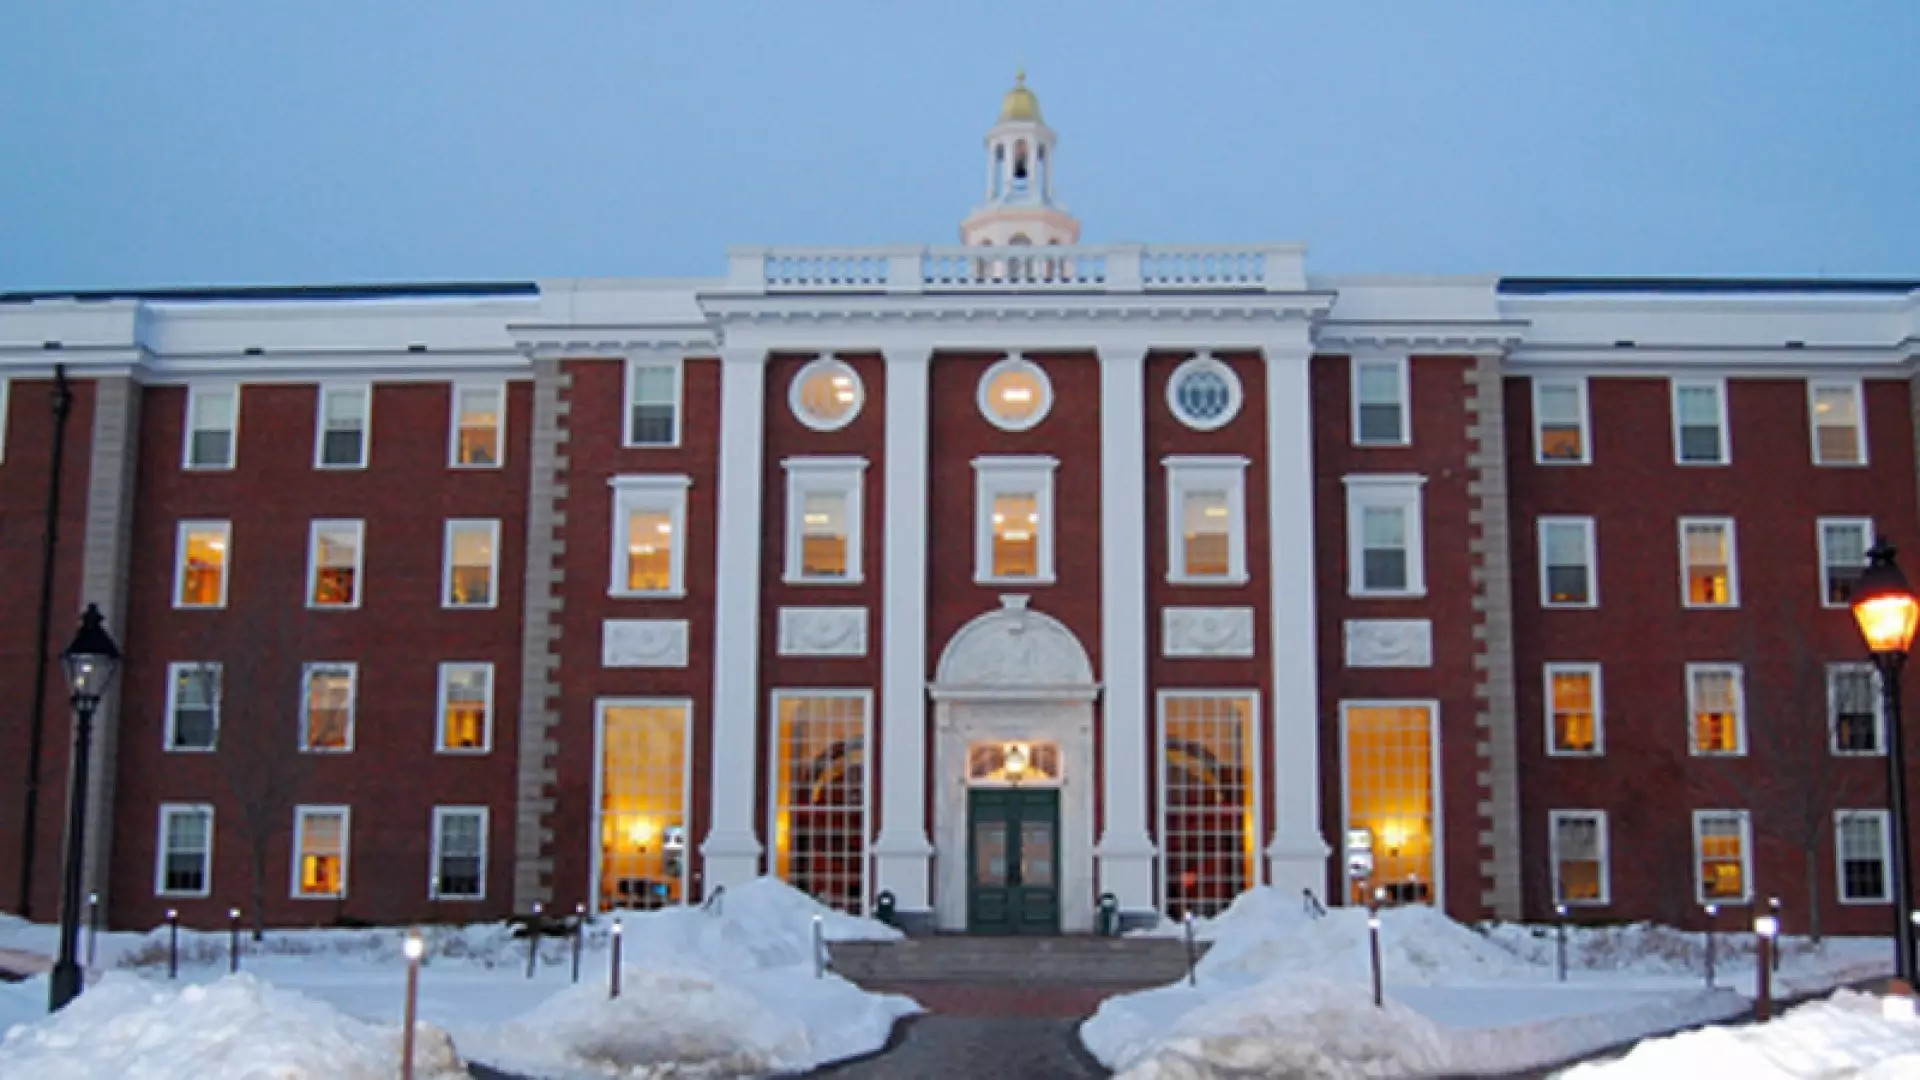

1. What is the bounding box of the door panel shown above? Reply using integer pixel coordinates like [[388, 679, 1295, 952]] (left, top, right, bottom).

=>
[[967, 788, 1061, 934]]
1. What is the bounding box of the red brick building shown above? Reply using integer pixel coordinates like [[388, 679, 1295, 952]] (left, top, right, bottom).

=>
[[3, 79, 1918, 937]]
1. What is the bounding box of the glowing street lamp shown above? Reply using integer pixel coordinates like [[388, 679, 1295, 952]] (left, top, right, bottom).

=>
[[48, 605, 122, 1013], [1851, 538, 1920, 985]]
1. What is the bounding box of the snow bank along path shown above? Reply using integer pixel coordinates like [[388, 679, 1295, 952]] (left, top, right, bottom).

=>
[[1562, 989, 1920, 1079]]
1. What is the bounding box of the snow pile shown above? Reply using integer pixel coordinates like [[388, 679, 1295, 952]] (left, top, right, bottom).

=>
[[1563, 990, 1920, 1079], [0, 972, 463, 1080], [1481, 921, 1891, 993], [1198, 901, 1527, 986]]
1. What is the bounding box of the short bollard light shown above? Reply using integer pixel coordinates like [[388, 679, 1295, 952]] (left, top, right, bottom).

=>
[[526, 902, 543, 979], [1367, 911, 1384, 1008], [1098, 893, 1120, 937], [1182, 911, 1198, 987], [1554, 903, 1569, 982], [401, 932, 424, 1080], [812, 914, 825, 980], [228, 907, 242, 973], [1704, 904, 1719, 988], [166, 909, 179, 979], [85, 892, 101, 970], [572, 903, 586, 984], [875, 890, 897, 928], [1755, 915, 1779, 1021], [1769, 898, 1784, 973], [609, 918, 624, 1000]]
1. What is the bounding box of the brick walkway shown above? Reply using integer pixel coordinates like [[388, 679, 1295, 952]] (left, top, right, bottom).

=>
[[808, 982, 1136, 1078]]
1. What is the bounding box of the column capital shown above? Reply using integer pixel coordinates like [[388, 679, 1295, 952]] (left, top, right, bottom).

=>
[[1096, 342, 1151, 366], [882, 344, 934, 366], [719, 345, 767, 365]]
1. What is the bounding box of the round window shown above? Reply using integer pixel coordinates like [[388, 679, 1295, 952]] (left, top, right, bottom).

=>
[[978, 356, 1053, 431], [1167, 355, 1243, 431], [790, 357, 863, 431]]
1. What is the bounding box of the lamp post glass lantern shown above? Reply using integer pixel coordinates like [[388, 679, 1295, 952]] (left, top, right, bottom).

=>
[[48, 604, 123, 1012], [1850, 538, 1920, 985]]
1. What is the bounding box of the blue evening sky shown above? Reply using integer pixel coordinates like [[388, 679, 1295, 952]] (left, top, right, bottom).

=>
[[2, 2, 1915, 291]]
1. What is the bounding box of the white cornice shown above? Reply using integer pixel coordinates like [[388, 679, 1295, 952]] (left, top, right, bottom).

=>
[[1316, 320, 1527, 357], [507, 321, 719, 361], [1507, 340, 1920, 378]]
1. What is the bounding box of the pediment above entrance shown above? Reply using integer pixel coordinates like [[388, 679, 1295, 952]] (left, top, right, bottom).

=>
[[932, 595, 1098, 701]]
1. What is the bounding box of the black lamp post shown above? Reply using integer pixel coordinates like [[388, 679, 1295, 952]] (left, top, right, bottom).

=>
[[1850, 538, 1920, 986], [47, 604, 122, 1012]]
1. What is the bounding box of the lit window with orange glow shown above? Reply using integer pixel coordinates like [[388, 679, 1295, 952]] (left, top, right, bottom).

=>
[[771, 692, 869, 915], [609, 475, 690, 597], [307, 519, 364, 608], [1693, 810, 1750, 902], [444, 519, 500, 608], [992, 493, 1039, 577], [784, 458, 865, 584], [1680, 518, 1737, 607], [1533, 378, 1589, 464], [1160, 693, 1259, 920], [451, 384, 503, 467], [978, 356, 1052, 431], [293, 806, 349, 898], [1688, 664, 1745, 755], [437, 663, 493, 752], [975, 457, 1057, 583], [1551, 811, 1608, 904], [1342, 702, 1436, 905], [1545, 664, 1602, 755], [1809, 381, 1865, 466], [175, 520, 231, 609], [1167, 456, 1249, 584], [596, 700, 689, 911], [790, 358, 864, 431]]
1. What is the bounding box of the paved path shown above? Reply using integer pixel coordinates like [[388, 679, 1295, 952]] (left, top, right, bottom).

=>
[[808, 982, 1129, 1078]]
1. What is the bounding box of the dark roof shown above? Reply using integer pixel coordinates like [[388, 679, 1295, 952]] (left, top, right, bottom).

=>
[[0, 281, 540, 305], [1500, 277, 1920, 296]]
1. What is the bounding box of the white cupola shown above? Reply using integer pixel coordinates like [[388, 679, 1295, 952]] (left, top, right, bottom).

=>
[[960, 72, 1082, 247]]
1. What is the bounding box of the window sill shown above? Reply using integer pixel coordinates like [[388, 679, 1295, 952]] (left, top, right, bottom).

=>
[[1168, 574, 1252, 588], [1689, 750, 1748, 759], [1674, 460, 1732, 468], [1555, 897, 1610, 908], [163, 746, 218, 755], [782, 575, 865, 587], [976, 574, 1056, 587], [1682, 602, 1741, 611], [156, 889, 212, 900], [1838, 896, 1893, 906], [1813, 460, 1871, 469], [182, 463, 236, 473], [292, 892, 347, 901], [430, 893, 486, 902], [173, 603, 229, 611], [448, 461, 505, 471], [442, 602, 501, 612], [608, 588, 688, 601], [436, 747, 493, 757], [313, 463, 370, 471], [620, 440, 684, 451], [1834, 749, 1888, 758], [1532, 458, 1592, 467], [1541, 602, 1599, 611], [299, 747, 355, 755], [307, 603, 364, 612], [1546, 749, 1605, 759], [1352, 438, 1412, 450], [1348, 588, 1427, 600]]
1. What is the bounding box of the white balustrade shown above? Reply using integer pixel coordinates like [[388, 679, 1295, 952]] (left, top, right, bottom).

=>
[[727, 243, 1304, 295]]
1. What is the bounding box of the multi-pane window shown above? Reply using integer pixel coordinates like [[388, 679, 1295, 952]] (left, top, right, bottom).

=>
[[450, 384, 504, 467], [610, 475, 691, 596], [1165, 456, 1249, 584], [1160, 693, 1259, 919], [597, 699, 690, 911], [165, 662, 221, 751], [315, 385, 370, 468], [790, 357, 864, 431], [174, 521, 231, 609], [1539, 517, 1597, 607], [300, 663, 356, 752], [1352, 357, 1409, 446], [1688, 663, 1745, 755], [443, 519, 500, 608], [184, 386, 238, 469], [974, 457, 1058, 584], [1809, 381, 1866, 466], [626, 361, 679, 447], [293, 805, 349, 898], [431, 807, 488, 900], [1672, 380, 1729, 465], [1680, 518, 1738, 607], [1836, 811, 1891, 903], [1829, 663, 1883, 754], [308, 520, 365, 608], [1550, 810, 1608, 905], [1342, 702, 1437, 905], [437, 662, 493, 753], [1693, 810, 1750, 903], [784, 458, 865, 584], [1818, 518, 1874, 607], [155, 804, 213, 897], [1533, 377, 1589, 464], [978, 356, 1053, 432], [1345, 475, 1426, 597], [772, 691, 870, 916], [1545, 663, 1602, 755], [1166, 355, 1243, 432]]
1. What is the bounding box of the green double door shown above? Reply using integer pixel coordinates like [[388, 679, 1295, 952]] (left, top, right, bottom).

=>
[[966, 788, 1060, 934]]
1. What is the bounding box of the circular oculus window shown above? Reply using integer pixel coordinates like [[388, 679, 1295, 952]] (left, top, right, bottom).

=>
[[1167, 355, 1243, 431], [978, 356, 1053, 431], [790, 357, 864, 431]]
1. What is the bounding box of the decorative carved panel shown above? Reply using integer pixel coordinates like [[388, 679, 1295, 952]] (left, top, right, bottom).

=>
[[601, 619, 689, 669], [934, 595, 1096, 691], [777, 607, 868, 657], [1343, 619, 1433, 668], [1162, 607, 1256, 658]]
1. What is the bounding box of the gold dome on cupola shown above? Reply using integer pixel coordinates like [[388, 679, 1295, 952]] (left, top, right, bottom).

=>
[[999, 71, 1043, 124]]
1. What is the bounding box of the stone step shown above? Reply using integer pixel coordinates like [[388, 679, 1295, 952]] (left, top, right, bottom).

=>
[[829, 936, 1207, 984]]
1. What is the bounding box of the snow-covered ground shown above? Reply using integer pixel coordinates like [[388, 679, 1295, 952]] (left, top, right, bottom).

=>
[[0, 879, 920, 1079], [1564, 990, 1920, 1078], [1093, 888, 1893, 1079]]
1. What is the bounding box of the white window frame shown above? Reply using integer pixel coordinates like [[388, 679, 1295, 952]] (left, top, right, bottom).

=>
[[1548, 809, 1610, 906], [1156, 689, 1264, 915], [1828, 662, 1885, 756], [789, 356, 865, 432], [182, 383, 240, 470], [154, 802, 215, 899], [299, 662, 358, 753], [783, 457, 867, 585], [973, 455, 1059, 585], [1166, 353, 1244, 432], [313, 384, 372, 469], [1686, 662, 1747, 757], [1818, 517, 1876, 609], [430, 806, 490, 901], [1538, 516, 1598, 609], [608, 474, 691, 598], [173, 519, 232, 610], [448, 381, 506, 469], [766, 689, 874, 914], [624, 358, 683, 448], [1671, 378, 1730, 466], [442, 518, 502, 609], [1834, 809, 1893, 904], [435, 662, 495, 754], [1344, 474, 1427, 598], [291, 804, 351, 899], [1543, 662, 1604, 757], [590, 697, 696, 911], [1808, 379, 1868, 467], [1692, 809, 1753, 905], [1531, 376, 1591, 465], [977, 355, 1054, 433], [163, 661, 221, 753], [305, 519, 366, 610], [1338, 699, 1446, 908], [1164, 455, 1250, 586], [1350, 354, 1411, 447], [1678, 516, 1740, 609]]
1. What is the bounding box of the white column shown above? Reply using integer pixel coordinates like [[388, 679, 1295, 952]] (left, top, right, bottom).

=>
[[1263, 343, 1331, 897], [701, 347, 767, 889], [1095, 343, 1158, 916], [872, 346, 935, 923]]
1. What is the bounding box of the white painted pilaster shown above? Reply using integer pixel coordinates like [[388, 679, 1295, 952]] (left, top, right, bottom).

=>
[[701, 347, 767, 889], [1262, 340, 1332, 898], [873, 345, 935, 920], [1094, 343, 1157, 915]]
